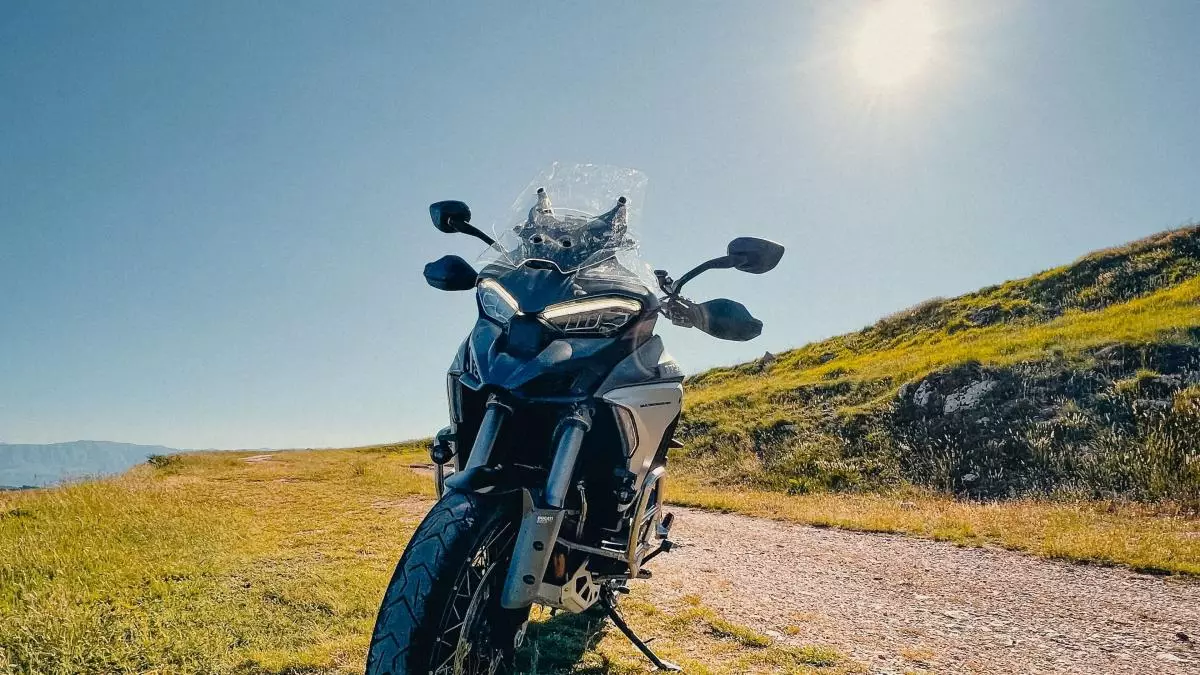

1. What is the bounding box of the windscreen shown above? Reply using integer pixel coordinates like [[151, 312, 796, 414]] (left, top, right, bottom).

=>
[[482, 163, 650, 277]]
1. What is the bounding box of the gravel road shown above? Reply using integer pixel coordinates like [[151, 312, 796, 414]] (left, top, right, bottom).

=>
[[643, 507, 1200, 675]]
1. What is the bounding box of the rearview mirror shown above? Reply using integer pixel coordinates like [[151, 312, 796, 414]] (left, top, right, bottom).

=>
[[423, 255, 478, 291], [727, 237, 785, 274], [430, 200, 472, 234], [428, 201, 496, 246], [693, 298, 763, 341], [667, 236, 785, 295]]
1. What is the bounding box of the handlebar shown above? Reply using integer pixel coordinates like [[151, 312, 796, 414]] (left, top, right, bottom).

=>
[[658, 295, 699, 328]]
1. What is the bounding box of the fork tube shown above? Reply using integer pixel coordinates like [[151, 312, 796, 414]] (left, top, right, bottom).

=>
[[544, 407, 592, 508], [464, 396, 511, 471]]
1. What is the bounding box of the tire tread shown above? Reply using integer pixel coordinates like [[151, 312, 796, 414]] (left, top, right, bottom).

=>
[[366, 491, 505, 675]]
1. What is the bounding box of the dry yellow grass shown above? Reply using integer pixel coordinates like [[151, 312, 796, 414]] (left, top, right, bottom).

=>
[[0, 447, 852, 674], [520, 591, 855, 675], [0, 445, 434, 673], [669, 478, 1200, 575]]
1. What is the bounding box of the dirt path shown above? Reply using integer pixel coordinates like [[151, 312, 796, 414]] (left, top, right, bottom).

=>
[[642, 507, 1200, 674]]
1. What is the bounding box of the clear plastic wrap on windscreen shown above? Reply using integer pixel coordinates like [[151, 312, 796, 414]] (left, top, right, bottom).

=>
[[480, 163, 655, 288]]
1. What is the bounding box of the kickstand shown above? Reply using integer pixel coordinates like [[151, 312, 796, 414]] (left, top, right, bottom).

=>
[[600, 589, 682, 672]]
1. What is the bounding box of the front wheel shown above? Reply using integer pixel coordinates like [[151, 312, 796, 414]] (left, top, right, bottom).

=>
[[367, 491, 528, 675]]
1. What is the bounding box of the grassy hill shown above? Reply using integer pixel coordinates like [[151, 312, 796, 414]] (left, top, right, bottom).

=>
[[675, 225, 1200, 506]]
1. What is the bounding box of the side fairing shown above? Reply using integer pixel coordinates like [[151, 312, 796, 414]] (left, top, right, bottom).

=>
[[601, 382, 683, 492]]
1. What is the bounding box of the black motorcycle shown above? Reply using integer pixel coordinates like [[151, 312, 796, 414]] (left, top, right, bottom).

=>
[[367, 164, 783, 674]]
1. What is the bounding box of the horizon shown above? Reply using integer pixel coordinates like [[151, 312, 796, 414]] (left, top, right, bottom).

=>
[[3, 1, 1199, 448], [3, 219, 1195, 450], [0, 438, 412, 451], [6, 220, 1198, 451]]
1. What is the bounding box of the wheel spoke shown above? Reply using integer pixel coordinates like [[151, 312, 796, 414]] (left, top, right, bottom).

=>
[[428, 522, 518, 674]]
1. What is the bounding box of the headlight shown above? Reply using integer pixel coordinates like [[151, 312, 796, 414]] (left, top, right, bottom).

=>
[[541, 296, 642, 336], [477, 278, 519, 325]]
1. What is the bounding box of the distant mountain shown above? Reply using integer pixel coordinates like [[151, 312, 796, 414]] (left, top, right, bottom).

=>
[[0, 441, 179, 488]]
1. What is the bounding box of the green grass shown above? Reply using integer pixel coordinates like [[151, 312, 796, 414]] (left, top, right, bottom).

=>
[[0, 448, 851, 674], [688, 273, 1200, 408]]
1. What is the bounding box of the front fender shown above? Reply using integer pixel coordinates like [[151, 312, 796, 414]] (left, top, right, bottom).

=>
[[500, 488, 564, 609], [443, 464, 544, 495]]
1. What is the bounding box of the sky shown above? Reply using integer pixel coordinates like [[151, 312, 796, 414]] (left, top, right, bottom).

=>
[[2, 1, 1198, 449]]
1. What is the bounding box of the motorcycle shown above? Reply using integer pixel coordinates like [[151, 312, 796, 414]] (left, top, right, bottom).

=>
[[367, 164, 784, 674]]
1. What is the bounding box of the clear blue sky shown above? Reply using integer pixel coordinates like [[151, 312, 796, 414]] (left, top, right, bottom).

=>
[[2, 1, 1198, 449]]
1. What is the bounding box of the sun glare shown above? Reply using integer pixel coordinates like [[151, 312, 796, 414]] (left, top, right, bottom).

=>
[[853, 0, 937, 89]]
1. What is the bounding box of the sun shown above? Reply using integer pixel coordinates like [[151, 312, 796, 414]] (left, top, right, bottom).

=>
[[852, 0, 938, 89]]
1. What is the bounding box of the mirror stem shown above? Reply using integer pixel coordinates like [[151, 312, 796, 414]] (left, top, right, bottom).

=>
[[456, 223, 496, 247], [669, 254, 745, 297]]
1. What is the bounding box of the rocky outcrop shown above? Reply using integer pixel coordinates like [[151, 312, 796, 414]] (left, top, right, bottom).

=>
[[886, 345, 1200, 498]]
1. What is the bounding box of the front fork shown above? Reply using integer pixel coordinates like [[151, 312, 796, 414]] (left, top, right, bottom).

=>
[[437, 395, 593, 609]]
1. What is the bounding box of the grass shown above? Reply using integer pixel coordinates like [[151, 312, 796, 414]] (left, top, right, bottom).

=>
[[0, 445, 432, 673], [0, 447, 851, 674], [687, 273, 1200, 408], [2, 446, 1197, 674], [519, 593, 852, 674], [668, 477, 1200, 575]]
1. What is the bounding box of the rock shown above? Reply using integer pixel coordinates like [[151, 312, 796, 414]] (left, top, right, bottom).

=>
[[1177, 632, 1191, 642], [968, 304, 1002, 326], [1094, 344, 1135, 362], [1096, 343, 1200, 374], [962, 473, 978, 482], [1156, 652, 1183, 662], [942, 609, 970, 620], [1133, 374, 1184, 399], [944, 380, 998, 413], [817, 352, 837, 364], [1143, 344, 1200, 374], [747, 350, 778, 373], [1133, 399, 1171, 413], [913, 380, 935, 408]]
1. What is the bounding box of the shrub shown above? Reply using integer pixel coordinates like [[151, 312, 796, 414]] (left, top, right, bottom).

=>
[[146, 454, 181, 470]]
